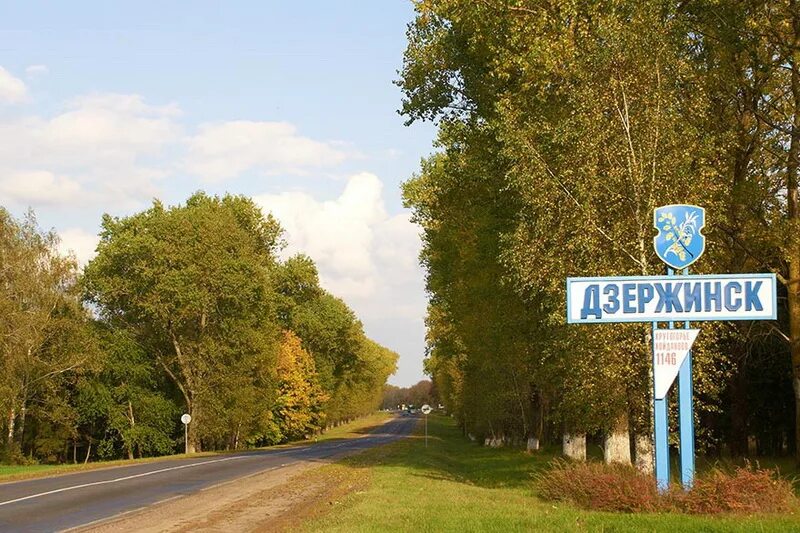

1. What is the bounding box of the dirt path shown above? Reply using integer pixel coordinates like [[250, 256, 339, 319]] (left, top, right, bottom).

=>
[[73, 420, 403, 533], [79, 457, 358, 533]]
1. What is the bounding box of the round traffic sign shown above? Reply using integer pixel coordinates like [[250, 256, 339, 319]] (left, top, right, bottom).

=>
[[421, 404, 432, 415], [181, 413, 192, 425]]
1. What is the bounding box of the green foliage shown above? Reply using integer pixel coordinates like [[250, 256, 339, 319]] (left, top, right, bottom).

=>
[[382, 380, 437, 409], [82, 192, 283, 452], [2, 194, 397, 463], [400, 0, 800, 458]]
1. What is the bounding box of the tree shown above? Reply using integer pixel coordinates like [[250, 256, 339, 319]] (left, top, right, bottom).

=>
[[399, 0, 794, 465], [83, 193, 283, 452], [274, 331, 327, 441], [0, 208, 94, 461], [74, 327, 178, 461]]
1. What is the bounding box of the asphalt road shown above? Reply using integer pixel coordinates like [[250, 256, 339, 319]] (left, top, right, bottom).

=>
[[0, 415, 417, 532]]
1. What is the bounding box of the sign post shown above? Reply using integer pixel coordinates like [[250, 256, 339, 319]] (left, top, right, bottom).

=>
[[421, 404, 432, 447], [566, 204, 777, 490], [181, 413, 192, 454]]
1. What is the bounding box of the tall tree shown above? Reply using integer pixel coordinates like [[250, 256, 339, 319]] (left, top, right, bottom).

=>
[[83, 193, 283, 452], [0, 208, 93, 459]]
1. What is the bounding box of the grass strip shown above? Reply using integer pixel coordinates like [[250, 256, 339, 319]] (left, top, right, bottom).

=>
[[302, 414, 800, 532]]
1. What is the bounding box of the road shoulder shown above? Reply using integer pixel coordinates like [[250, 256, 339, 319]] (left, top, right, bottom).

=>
[[74, 415, 404, 533]]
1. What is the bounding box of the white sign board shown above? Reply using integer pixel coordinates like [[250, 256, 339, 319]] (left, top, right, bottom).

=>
[[653, 329, 699, 399], [421, 404, 432, 415], [181, 413, 191, 425], [567, 273, 776, 324]]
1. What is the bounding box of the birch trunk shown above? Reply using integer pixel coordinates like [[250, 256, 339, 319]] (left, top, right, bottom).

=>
[[562, 433, 586, 461], [604, 414, 632, 465], [6, 408, 14, 449], [634, 433, 654, 474]]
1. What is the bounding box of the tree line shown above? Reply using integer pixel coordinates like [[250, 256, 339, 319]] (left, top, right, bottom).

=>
[[400, 0, 800, 466], [1, 193, 397, 464], [382, 379, 438, 410]]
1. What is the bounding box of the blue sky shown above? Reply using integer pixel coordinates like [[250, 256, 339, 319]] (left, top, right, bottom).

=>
[[0, 1, 436, 386]]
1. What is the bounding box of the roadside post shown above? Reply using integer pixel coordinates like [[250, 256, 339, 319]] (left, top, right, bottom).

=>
[[181, 413, 192, 454], [421, 404, 432, 447], [566, 205, 777, 490]]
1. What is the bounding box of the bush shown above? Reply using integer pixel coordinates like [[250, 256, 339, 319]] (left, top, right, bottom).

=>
[[675, 466, 797, 514], [535, 459, 797, 515], [535, 459, 662, 513]]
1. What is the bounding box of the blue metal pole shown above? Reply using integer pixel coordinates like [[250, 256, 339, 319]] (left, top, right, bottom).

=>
[[679, 267, 695, 489], [653, 266, 675, 491], [653, 319, 670, 491]]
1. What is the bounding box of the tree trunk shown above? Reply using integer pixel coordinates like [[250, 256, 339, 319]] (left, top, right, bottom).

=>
[[730, 358, 749, 456], [84, 442, 91, 464], [166, 334, 201, 453], [531, 389, 546, 453], [187, 402, 201, 453], [127, 400, 135, 460], [604, 413, 632, 465], [16, 404, 26, 448], [634, 433, 654, 474], [789, 2, 800, 465], [6, 408, 14, 449], [562, 432, 586, 461]]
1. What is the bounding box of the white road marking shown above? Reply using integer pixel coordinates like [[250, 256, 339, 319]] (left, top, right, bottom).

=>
[[0, 418, 411, 510], [0, 455, 251, 507]]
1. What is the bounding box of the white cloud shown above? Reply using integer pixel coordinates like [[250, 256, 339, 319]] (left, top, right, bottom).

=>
[[256, 173, 427, 387], [0, 93, 181, 209], [0, 66, 27, 103], [44, 93, 181, 162], [59, 227, 100, 266], [0, 171, 84, 206], [185, 120, 348, 181], [0, 87, 353, 210], [25, 65, 48, 76], [254, 172, 424, 304]]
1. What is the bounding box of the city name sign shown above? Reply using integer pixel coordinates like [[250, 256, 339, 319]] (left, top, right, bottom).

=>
[[566, 273, 777, 324], [566, 203, 779, 492]]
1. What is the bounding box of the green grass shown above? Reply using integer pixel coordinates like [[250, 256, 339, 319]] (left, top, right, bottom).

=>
[[303, 415, 800, 532], [0, 412, 393, 483], [0, 464, 65, 477], [290, 412, 393, 444], [0, 453, 221, 483]]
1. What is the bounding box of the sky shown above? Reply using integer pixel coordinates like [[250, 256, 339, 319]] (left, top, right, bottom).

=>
[[0, 1, 437, 386]]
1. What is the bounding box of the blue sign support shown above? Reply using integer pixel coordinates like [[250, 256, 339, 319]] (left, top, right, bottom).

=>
[[653, 319, 670, 490], [679, 267, 695, 489]]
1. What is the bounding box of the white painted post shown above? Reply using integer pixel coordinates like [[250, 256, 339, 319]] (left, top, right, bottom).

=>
[[181, 413, 192, 455]]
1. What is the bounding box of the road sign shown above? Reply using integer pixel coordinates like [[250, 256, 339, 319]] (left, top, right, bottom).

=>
[[566, 273, 777, 324], [421, 404, 432, 447], [654, 204, 706, 270], [653, 329, 698, 399], [566, 204, 777, 492], [181, 413, 191, 454]]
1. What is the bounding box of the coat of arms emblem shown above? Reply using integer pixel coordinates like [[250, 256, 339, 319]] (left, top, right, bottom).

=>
[[653, 204, 706, 270]]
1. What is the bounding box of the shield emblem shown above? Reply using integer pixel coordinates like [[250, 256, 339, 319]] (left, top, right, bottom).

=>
[[653, 204, 706, 270]]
